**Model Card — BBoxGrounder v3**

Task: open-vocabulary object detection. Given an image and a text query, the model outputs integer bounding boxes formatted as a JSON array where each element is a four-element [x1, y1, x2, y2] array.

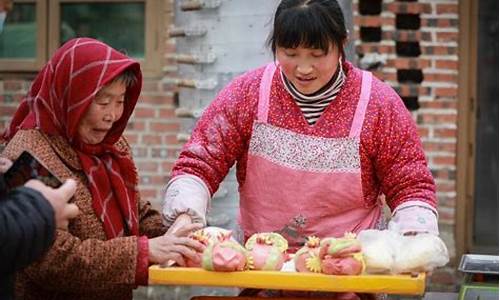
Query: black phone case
[[3, 151, 62, 191]]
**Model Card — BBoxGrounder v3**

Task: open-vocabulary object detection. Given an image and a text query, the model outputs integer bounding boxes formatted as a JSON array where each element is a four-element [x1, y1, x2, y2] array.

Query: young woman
[[163, 0, 439, 253], [2, 38, 204, 300]]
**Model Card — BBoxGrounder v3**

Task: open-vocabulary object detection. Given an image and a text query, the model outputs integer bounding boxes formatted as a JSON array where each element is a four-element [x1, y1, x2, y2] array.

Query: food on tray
[[393, 233, 449, 273], [357, 229, 399, 274], [201, 230, 249, 272], [245, 233, 288, 271], [319, 233, 365, 275], [294, 236, 322, 273], [186, 226, 237, 268]]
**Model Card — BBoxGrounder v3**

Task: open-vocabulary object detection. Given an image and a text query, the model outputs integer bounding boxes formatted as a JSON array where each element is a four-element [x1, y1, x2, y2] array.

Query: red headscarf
[[3, 38, 143, 238]]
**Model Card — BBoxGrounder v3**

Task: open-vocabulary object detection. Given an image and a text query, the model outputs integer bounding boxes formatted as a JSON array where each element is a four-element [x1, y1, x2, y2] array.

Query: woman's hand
[[0, 157, 12, 173], [148, 222, 205, 266], [24, 179, 79, 230]]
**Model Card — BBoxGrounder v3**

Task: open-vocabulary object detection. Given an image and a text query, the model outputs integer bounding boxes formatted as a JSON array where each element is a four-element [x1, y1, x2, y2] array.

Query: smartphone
[[3, 151, 62, 192]]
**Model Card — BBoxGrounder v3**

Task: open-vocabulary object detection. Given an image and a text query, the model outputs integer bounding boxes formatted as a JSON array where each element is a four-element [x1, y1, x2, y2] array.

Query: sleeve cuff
[[162, 175, 210, 226], [135, 236, 149, 286]]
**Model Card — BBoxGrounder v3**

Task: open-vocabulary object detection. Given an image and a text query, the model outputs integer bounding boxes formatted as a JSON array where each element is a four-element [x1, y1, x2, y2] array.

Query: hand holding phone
[[3, 151, 62, 191], [24, 179, 79, 230]]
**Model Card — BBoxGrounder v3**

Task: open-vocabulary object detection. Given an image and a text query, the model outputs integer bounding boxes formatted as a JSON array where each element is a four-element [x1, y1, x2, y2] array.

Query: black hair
[[112, 68, 137, 88], [267, 0, 347, 55]]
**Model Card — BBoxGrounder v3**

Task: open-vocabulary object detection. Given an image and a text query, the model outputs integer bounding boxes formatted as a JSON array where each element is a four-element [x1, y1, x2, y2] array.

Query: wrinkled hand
[[149, 222, 205, 266], [25, 179, 79, 230], [0, 157, 12, 173]]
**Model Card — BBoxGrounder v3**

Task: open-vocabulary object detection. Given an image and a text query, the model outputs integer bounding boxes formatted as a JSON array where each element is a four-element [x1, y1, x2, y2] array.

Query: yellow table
[[149, 266, 426, 295]]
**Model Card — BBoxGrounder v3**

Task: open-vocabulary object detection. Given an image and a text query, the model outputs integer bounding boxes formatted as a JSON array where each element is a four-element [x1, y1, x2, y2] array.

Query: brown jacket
[[2, 129, 167, 300]]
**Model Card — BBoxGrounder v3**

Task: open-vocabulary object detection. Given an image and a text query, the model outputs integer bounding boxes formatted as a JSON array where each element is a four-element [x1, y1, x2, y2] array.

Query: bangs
[[268, 1, 348, 55], [274, 9, 333, 52]]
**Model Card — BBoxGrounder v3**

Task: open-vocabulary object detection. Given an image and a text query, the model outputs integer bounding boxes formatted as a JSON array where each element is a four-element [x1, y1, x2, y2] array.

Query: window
[[0, 0, 164, 76]]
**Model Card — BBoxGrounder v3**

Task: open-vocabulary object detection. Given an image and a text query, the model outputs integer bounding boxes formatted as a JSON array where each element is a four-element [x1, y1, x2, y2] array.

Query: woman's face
[[77, 80, 126, 144], [276, 42, 341, 94]]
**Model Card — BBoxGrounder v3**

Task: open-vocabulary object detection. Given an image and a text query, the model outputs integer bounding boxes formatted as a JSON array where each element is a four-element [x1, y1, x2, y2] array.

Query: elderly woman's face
[[77, 80, 126, 144], [276, 42, 340, 94]]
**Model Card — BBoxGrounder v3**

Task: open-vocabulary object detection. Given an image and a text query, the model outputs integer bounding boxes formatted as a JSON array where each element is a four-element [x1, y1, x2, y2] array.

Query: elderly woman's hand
[[148, 222, 205, 266], [0, 157, 12, 173]]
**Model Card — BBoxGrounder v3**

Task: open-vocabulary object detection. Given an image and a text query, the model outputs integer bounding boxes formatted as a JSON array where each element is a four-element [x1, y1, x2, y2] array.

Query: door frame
[[456, 0, 478, 262]]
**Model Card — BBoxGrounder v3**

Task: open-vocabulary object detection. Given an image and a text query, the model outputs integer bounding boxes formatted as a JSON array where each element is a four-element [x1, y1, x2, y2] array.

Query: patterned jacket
[[2, 129, 166, 300]]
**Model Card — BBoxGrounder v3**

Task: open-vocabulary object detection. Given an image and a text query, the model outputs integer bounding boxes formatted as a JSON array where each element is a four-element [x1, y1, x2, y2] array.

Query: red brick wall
[[353, 0, 460, 289]]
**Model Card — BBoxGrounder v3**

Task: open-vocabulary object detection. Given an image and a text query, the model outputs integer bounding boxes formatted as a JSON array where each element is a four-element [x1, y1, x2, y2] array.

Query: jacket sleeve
[[20, 231, 142, 292], [170, 72, 258, 196], [0, 186, 55, 275], [138, 196, 167, 238], [368, 83, 437, 212]]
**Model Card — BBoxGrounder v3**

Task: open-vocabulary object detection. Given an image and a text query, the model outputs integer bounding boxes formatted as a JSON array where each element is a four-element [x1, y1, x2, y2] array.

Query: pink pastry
[[319, 233, 365, 275], [245, 233, 288, 271], [294, 236, 322, 273], [202, 231, 248, 272]]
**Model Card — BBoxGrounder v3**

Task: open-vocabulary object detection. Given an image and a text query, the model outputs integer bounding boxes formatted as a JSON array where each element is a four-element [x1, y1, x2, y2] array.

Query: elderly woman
[[1, 38, 203, 300]]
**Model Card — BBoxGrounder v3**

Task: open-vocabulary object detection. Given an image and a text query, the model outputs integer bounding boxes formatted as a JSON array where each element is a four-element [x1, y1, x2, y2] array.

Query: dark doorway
[[472, 0, 499, 253]]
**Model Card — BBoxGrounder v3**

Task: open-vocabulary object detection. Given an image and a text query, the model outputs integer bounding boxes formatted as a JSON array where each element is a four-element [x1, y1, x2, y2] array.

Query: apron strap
[[257, 63, 277, 123], [349, 71, 373, 138]]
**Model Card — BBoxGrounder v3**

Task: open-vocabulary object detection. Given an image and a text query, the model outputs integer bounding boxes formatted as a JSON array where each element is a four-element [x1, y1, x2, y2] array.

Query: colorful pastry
[[201, 230, 248, 272], [294, 236, 322, 273], [319, 233, 365, 275], [245, 233, 288, 271]]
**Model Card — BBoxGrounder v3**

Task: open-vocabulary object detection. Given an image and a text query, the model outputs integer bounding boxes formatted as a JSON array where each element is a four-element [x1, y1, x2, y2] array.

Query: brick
[[433, 155, 456, 167], [354, 15, 394, 27], [422, 45, 457, 56], [126, 120, 146, 131], [436, 4, 459, 15], [422, 18, 458, 28], [418, 113, 457, 125], [149, 122, 180, 132], [417, 127, 430, 138], [159, 107, 176, 118], [434, 128, 457, 138], [372, 71, 397, 82], [141, 94, 174, 105], [164, 134, 180, 145], [433, 180, 456, 192], [161, 161, 175, 172], [123, 133, 139, 144], [435, 87, 458, 97], [423, 73, 458, 83], [142, 134, 163, 145], [355, 44, 394, 55], [133, 107, 156, 118], [136, 161, 160, 172], [431, 168, 456, 180], [138, 188, 159, 199], [436, 31, 459, 43], [393, 84, 431, 97], [435, 59, 458, 70], [150, 175, 169, 185], [385, 2, 431, 14], [387, 58, 431, 69], [419, 100, 457, 110], [142, 80, 160, 92], [423, 141, 456, 153], [384, 30, 432, 42]]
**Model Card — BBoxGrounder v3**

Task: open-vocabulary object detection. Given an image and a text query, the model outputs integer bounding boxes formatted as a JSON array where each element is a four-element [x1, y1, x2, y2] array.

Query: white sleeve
[[388, 200, 439, 235], [162, 174, 211, 226]]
